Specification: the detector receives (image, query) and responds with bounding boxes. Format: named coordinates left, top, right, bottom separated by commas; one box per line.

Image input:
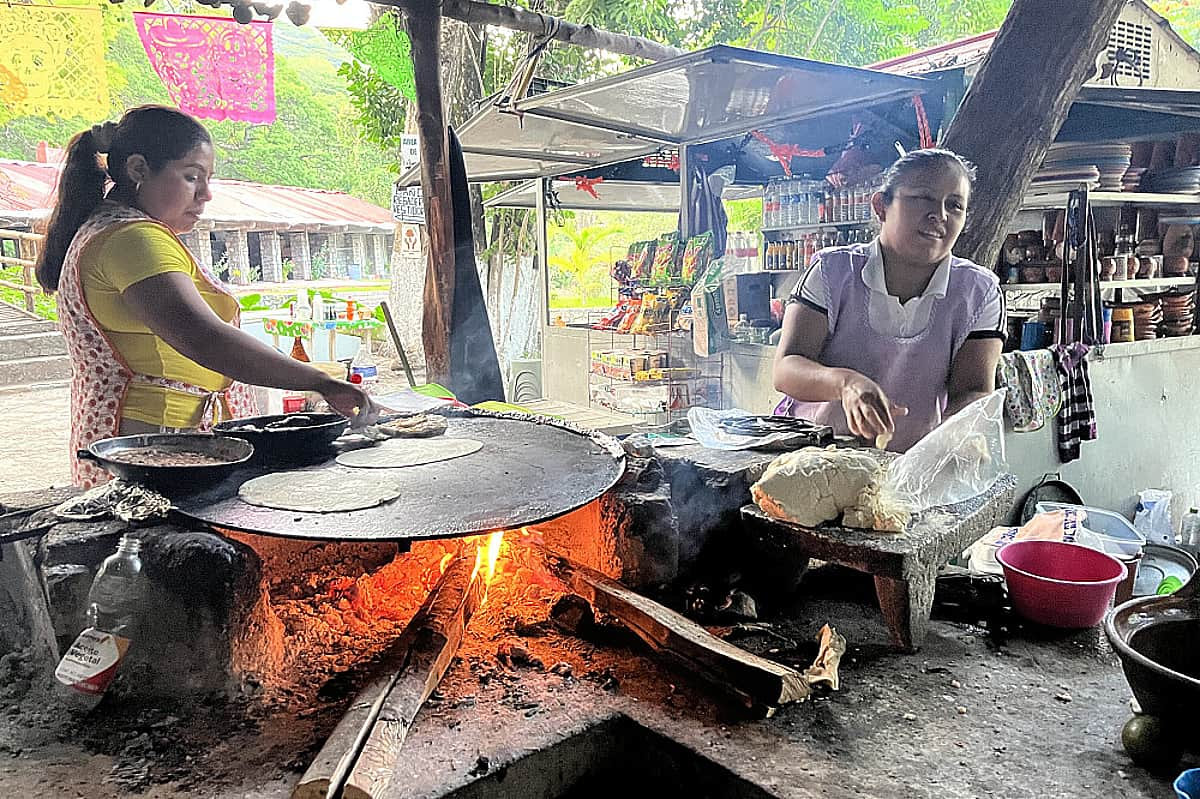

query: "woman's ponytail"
left=34, top=129, right=109, bottom=292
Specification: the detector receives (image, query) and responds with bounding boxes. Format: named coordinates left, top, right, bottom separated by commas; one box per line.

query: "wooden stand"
left=293, top=555, right=484, bottom=799
left=739, top=477, right=1014, bottom=652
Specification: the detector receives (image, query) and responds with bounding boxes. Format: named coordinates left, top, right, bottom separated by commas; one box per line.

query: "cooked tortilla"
left=238, top=470, right=401, bottom=513
left=335, top=437, right=483, bottom=469
left=377, top=413, right=448, bottom=438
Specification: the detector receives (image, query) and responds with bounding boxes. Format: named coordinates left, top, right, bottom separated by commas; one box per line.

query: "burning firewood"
left=293, top=554, right=484, bottom=799
left=537, top=547, right=813, bottom=717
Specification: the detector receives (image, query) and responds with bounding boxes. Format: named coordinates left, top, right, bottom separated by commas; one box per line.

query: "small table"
left=262, top=316, right=383, bottom=361
left=739, top=474, right=1017, bottom=652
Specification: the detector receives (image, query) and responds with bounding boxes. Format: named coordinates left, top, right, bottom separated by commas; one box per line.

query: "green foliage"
left=1151, top=1, right=1200, bottom=49
left=0, top=6, right=395, bottom=207
left=548, top=222, right=627, bottom=307
left=0, top=265, right=56, bottom=321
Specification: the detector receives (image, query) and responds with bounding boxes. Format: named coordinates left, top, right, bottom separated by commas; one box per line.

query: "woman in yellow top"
left=35, top=106, right=378, bottom=487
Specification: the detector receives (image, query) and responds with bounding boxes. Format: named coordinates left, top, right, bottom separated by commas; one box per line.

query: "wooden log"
left=538, top=548, right=809, bottom=715
left=401, top=0, right=456, bottom=387
left=292, top=555, right=484, bottom=799
left=940, top=0, right=1127, bottom=269
left=438, top=0, right=681, bottom=62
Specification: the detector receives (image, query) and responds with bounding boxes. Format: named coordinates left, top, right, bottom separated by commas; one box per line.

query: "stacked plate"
left=1141, top=166, right=1200, bottom=195
left=1130, top=300, right=1162, bottom=340
left=1161, top=292, right=1195, bottom=337
left=1122, top=167, right=1147, bottom=192
left=1033, top=143, right=1132, bottom=193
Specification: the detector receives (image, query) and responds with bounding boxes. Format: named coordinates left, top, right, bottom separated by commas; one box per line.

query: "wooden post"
left=402, top=1, right=456, bottom=387
left=18, top=238, right=37, bottom=314
left=941, top=0, right=1127, bottom=269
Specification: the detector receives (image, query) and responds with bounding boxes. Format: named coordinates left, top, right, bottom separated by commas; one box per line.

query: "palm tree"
left=548, top=224, right=626, bottom=306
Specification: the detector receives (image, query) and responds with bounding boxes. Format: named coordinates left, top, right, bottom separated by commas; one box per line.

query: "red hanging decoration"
left=569, top=176, right=604, bottom=199
left=750, top=130, right=825, bottom=178
left=912, top=94, right=934, bottom=149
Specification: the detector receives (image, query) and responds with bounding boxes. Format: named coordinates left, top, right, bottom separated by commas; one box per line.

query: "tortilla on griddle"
left=238, top=470, right=401, bottom=513
left=376, top=413, right=448, bottom=438
left=335, top=437, right=482, bottom=469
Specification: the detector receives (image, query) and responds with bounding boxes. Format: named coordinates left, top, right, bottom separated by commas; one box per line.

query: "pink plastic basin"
left=996, top=540, right=1127, bottom=628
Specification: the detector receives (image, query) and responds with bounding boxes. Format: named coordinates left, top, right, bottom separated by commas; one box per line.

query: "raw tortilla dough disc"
left=335, top=437, right=483, bottom=469
left=238, top=470, right=401, bottom=513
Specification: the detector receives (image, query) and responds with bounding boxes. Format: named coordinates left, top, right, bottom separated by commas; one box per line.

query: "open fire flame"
left=323, top=525, right=547, bottom=624
left=470, top=529, right=506, bottom=601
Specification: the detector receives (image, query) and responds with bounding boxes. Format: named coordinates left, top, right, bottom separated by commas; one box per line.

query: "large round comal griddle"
left=169, top=412, right=626, bottom=542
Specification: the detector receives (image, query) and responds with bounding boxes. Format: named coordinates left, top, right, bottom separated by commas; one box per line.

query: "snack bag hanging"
left=627, top=240, right=657, bottom=282
left=617, top=297, right=642, bottom=334
left=680, top=231, right=714, bottom=285
left=650, top=233, right=680, bottom=286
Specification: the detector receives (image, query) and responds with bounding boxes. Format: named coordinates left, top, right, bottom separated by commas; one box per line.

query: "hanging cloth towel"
left=996, top=349, right=1062, bottom=433
left=1050, top=342, right=1097, bottom=463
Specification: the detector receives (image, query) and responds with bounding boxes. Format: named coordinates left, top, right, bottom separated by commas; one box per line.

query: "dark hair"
left=877, top=148, right=977, bottom=206
left=35, top=106, right=211, bottom=292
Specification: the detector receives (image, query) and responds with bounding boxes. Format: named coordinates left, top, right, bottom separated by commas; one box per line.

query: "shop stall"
left=402, top=45, right=933, bottom=430
left=405, top=27, right=1200, bottom=521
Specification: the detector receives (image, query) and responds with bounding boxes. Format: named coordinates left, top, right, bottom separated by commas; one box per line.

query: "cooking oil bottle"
left=55, top=534, right=145, bottom=709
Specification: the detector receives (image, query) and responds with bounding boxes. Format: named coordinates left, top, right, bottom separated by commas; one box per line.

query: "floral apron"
left=58, top=202, right=259, bottom=488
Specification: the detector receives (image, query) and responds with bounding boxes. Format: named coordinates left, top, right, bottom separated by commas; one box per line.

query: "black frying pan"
left=78, top=433, right=254, bottom=493
left=213, top=413, right=349, bottom=465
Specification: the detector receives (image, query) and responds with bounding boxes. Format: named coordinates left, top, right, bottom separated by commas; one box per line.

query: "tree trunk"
left=405, top=2, right=456, bottom=385
left=941, top=0, right=1126, bottom=269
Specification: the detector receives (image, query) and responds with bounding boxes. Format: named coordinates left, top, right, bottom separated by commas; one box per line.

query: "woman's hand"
left=839, top=370, right=908, bottom=440
left=317, top=378, right=380, bottom=427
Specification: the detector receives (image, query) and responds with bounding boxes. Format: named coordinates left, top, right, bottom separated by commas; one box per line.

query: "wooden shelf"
left=1021, top=190, right=1200, bottom=210
left=1003, top=276, right=1197, bottom=292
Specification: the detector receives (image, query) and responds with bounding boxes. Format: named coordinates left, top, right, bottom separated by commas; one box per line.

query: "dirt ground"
left=0, top=560, right=1190, bottom=799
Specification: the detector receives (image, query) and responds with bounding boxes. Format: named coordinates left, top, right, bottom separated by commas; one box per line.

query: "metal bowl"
left=79, top=433, right=254, bottom=493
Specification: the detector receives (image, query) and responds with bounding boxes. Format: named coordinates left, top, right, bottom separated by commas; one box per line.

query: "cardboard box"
left=722, top=273, right=772, bottom=325
left=691, top=280, right=729, bottom=357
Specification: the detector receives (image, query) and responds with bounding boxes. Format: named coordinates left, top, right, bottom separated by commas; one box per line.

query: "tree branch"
left=807, top=0, right=840, bottom=57
left=430, top=0, right=683, bottom=62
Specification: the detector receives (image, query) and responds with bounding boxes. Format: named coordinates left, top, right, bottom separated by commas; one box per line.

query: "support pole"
left=535, top=177, right=550, bottom=329
left=404, top=0, right=456, bottom=386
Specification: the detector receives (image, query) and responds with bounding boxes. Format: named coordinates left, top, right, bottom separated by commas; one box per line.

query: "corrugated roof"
left=0, top=159, right=395, bottom=232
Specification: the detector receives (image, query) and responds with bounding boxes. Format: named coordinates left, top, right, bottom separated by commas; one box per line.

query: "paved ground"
left=0, top=358, right=419, bottom=498
left=0, top=383, right=71, bottom=495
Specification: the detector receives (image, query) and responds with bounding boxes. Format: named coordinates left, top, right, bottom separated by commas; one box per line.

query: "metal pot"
left=78, top=433, right=253, bottom=493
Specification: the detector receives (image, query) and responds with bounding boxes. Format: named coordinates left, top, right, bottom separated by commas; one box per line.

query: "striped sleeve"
left=788, top=254, right=828, bottom=314
left=965, top=283, right=1007, bottom=341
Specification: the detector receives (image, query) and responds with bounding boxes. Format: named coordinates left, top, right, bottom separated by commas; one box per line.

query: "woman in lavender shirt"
left=772, top=149, right=1005, bottom=452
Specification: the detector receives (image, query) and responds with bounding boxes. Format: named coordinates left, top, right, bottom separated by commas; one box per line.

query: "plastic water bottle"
left=350, top=334, right=379, bottom=389
left=86, top=535, right=144, bottom=636
left=56, top=535, right=145, bottom=708
left=1180, top=507, right=1200, bottom=552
